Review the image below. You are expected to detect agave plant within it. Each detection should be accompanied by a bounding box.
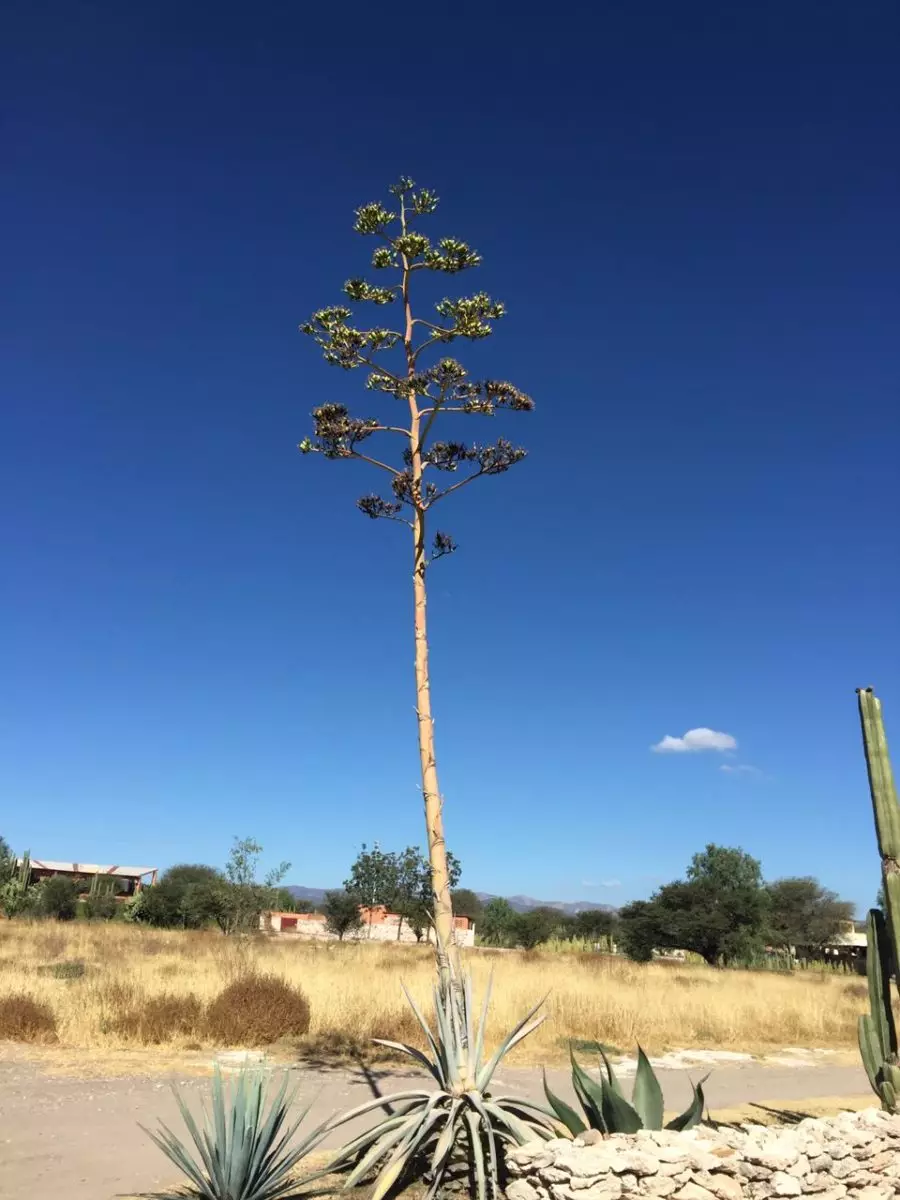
[543,1045,706,1135]
[323,971,558,1200]
[143,1065,324,1200]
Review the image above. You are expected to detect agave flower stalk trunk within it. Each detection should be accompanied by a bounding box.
[401,202,454,987]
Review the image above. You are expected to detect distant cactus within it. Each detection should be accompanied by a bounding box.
[14,850,31,898]
[857,688,900,1111]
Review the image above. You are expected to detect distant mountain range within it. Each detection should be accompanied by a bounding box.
[285,885,615,915]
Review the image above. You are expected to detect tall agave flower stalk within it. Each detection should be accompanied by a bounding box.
[857,687,900,1111]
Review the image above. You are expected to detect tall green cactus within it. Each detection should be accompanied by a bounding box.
[857,687,900,1111]
[15,850,31,898]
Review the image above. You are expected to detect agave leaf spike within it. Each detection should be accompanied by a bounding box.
[370,1039,443,1083]
[476,994,548,1091]
[428,1096,462,1178]
[570,1047,608,1130]
[597,1045,626,1099]
[322,1089,435,1132]
[632,1046,664,1130]
[323,1110,415,1173]
[465,1109,488,1200]
[471,1093,500,1189]
[665,1075,708,1131]
[342,1109,424,1189]
[401,981,442,1065]
[481,1098,536,1145]
[473,972,493,1074]
[542,1070,586,1136]
[598,1077,642,1135]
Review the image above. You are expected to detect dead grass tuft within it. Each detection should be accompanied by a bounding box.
[205,973,311,1045]
[110,993,203,1043]
[0,994,58,1042]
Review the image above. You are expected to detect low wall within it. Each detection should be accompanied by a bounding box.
[506,1107,900,1199]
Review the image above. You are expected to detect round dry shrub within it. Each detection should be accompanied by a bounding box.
[0,995,58,1043]
[110,993,203,1044]
[205,973,311,1045]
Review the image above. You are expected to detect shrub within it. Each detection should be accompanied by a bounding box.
[205,973,310,1045]
[0,995,58,1042]
[37,959,87,980]
[110,992,202,1043]
[37,875,80,921]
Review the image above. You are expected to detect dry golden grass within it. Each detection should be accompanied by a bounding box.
[0,921,870,1064]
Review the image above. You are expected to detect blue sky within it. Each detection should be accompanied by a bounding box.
[2,3,898,914]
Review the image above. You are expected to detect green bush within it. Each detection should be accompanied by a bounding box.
[205,974,310,1045]
[37,875,80,921]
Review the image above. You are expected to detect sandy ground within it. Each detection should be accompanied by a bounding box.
[0,1050,872,1200]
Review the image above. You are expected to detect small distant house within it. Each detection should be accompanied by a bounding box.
[19,859,158,898]
[263,903,475,947]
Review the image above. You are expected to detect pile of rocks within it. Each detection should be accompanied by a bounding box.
[506,1108,900,1200]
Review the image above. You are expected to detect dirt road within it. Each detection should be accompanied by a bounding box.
[0,1054,871,1200]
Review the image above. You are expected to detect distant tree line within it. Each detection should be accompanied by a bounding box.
[1,833,857,963]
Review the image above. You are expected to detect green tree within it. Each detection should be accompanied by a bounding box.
[766,877,855,953]
[572,908,616,945]
[210,838,292,935]
[688,844,763,891]
[614,900,658,963]
[395,846,462,941]
[514,906,566,950]
[322,890,364,941]
[618,845,769,966]
[300,179,534,982]
[344,843,400,910]
[38,875,80,921]
[225,837,290,890]
[137,864,223,929]
[478,897,518,947]
[619,877,768,966]
[451,888,483,925]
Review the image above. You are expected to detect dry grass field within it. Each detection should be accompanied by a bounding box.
[0,921,870,1064]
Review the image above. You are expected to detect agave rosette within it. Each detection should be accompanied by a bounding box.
[324,971,558,1200]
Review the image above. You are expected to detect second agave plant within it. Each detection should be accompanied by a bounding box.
[323,968,558,1200]
[544,1046,707,1136]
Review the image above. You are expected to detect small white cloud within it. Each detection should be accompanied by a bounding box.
[581,879,622,889]
[652,727,737,754]
[720,763,761,776]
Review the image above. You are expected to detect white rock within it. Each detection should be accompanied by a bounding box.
[671,1184,716,1200]
[507,1181,541,1200]
[609,1152,659,1177]
[700,1173,743,1200]
[643,1179,678,1197]
[770,1171,802,1197]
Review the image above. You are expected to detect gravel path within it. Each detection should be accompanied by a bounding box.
[0,1054,870,1200]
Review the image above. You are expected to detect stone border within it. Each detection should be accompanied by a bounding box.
[506,1107,900,1199]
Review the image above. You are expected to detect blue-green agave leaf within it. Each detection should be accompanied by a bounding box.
[542,1069,586,1136]
[631,1046,664,1130]
[665,1074,709,1131]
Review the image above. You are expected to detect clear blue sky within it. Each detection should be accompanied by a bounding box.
[3,3,898,914]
